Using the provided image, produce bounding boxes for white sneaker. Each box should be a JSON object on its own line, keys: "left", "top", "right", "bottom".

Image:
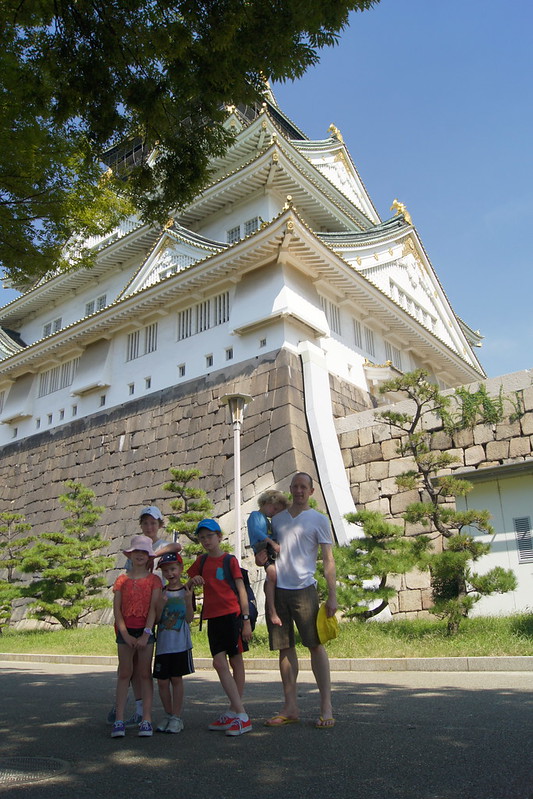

{"left": 166, "top": 716, "right": 184, "bottom": 734}
{"left": 156, "top": 714, "right": 171, "bottom": 733}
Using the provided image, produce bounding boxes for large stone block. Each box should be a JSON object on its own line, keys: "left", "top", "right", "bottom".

{"left": 495, "top": 420, "right": 522, "bottom": 440}
{"left": 368, "top": 460, "right": 390, "bottom": 480}
{"left": 352, "top": 442, "right": 382, "bottom": 466}
{"left": 520, "top": 412, "right": 533, "bottom": 436}
{"left": 473, "top": 425, "right": 495, "bottom": 445}
{"left": 390, "top": 489, "right": 420, "bottom": 514}
{"left": 398, "top": 589, "right": 422, "bottom": 612}
{"left": 509, "top": 437, "right": 531, "bottom": 458}
{"left": 485, "top": 440, "right": 510, "bottom": 460}
{"left": 464, "top": 445, "right": 486, "bottom": 466}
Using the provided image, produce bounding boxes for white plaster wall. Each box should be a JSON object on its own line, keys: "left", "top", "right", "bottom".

{"left": 456, "top": 473, "right": 533, "bottom": 615}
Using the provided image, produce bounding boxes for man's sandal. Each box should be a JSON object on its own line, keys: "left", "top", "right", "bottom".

{"left": 315, "top": 716, "right": 336, "bottom": 729}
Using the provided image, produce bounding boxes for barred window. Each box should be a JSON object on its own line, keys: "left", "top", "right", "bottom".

{"left": 213, "top": 291, "right": 230, "bottom": 325}
{"left": 85, "top": 294, "right": 107, "bottom": 316}
{"left": 127, "top": 324, "right": 158, "bottom": 360}
{"left": 196, "top": 300, "right": 210, "bottom": 333}
{"left": 385, "top": 341, "right": 403, "bottom": 371}
{"left": 227, "top": 225, "right": 241, "bottom": 244}
{"left": 43, "top": 317, "right": 62, "bottom": 338}
{"left": 177, "top": 308, "right": 193, "bottom": 340}
{"left": 38, "top": 357, "right": 79, "bottom": 397}
{"left": 0, "top": 390, "right": 4, "bottom": 414}
{"left": 364, "top": 326, "right": 375, "bottom": 357}
{"left": 244, "top": 217, "right": 259, "bottom": 236}
{"left": 126, "top": 330, "right": 140, "bottom": 361}
{"left": 319, "top": 296, "right": 341, "bottom": 336}
{"left": 514, "top": 517, "right": 533, "bottom": 563}
{"left": 145, "top": 323, "right": 158, "bottom": 354}
{"left": 353, "top": 319, "right": 362, "bottom": 349}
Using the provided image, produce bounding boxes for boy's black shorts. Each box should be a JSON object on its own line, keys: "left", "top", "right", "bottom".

{"left": 207, "top": 613, "right": 249, "bottom": 657}
{"left": 153, "top": 649, "right": 195, "bottom": 680}
{"left": 254, "top": 539, "right": 277, "bottom": 568}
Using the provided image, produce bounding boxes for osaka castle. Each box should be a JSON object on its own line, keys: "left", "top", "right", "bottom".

{"left": 0, "top": 92, "right": 485, "bottom": 547}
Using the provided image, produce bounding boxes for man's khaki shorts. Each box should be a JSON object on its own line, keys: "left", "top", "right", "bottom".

{"left": 267, "top": 584, "right": 321, "bottom": 650}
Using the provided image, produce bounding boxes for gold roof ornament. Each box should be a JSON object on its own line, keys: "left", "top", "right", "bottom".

{"left": 390, "top": 199, "right": 412, "bottom": 225}
{"left": 328, "top": 123, "right": 344, "bottom": 143}
{"left": 163, "top": 218, "right": 175, "bottom": 230}
{"left": 283, "top": 195, "right": 293, "bottom": 210}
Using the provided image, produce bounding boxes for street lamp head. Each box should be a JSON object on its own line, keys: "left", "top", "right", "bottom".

{"left": 220, "top": 393, "right": 253, "bottom": 427}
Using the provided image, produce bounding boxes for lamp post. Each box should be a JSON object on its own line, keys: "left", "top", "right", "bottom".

{"left": 220, "top": 393, "right": 253, "bottom": 564}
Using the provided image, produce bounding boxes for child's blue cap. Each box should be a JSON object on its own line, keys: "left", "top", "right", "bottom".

{"left": 195, "top": 518, "right": 221, "bottom": 535}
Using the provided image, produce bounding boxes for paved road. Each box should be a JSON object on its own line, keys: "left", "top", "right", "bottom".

{"left": 1, "top": 660, "right": 532, "bottom": 799}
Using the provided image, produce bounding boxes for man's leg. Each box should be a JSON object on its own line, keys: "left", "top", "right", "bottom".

{"left": 309, "top": 644, "right": 334, "bottom": 723}
{"left": 278, "top": 646, "right": 300, "bottom": 719}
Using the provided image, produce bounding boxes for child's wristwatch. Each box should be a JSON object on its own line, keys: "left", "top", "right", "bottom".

{"left": 241, "top": 614, "right": 250, "bottom": 621}
{"left": 144, "top": 627, "right": 153, "bottom": 634}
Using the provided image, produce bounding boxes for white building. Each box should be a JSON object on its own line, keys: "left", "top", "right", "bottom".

{"left": 0, "top": 97, "right": 484, "bottom": 449}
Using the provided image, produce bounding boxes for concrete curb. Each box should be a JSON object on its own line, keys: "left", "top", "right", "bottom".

{"left": 1, "top": 653, "right": 532, "bottom": 671}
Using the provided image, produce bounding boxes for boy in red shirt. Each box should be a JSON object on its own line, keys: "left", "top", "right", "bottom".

{"left": 187, "top": 518, "right": 253, "bottom": 736}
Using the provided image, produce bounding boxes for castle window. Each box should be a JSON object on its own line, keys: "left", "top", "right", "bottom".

{"left": 126, "top": 323, "right": 158, "bottom": 360}
{"left": 206, "top": 354, "right": 213, "bottom": 368}
{"left": 226, "top": 347, "right": 233, "bottom": 361}
{"left": 177, "top": 308, "right": 193, "bottom": 340}
{"left": 72, "top": 405, "right": 78, "bottom": 416}
{"left": 145, "top": 377, "right": 151, "bottom": 389}
{"left": 38, "top": 357, "right": 80, "bottom": 397}
{"left": 196, "top": 300, "right": 210, "bottom": 333}
{"left": 244, "top": 217, "right": 259, "bottom": 236}
{"left": 514, "top": 517, "right": 533, "bottom": 563}
{"left": 129, "top": 383, "right": 135, "bottom": 395}
{"left": 213, "top": 291, "right": 230, "bottom": 325}
{"left": 59, "top": 409, "right": 65, "bottom": 420}
{"left": 43, "top": 317, "right": 62, "bottom": 337}
{"left": 227, "top": 225, "right": 240, "bottom": 244}
{"left": 100, "top": 395, "right": 106, "bottom": 407}
{"left": 319, "top": 296, "right": 341, "bottom": 336}
{"left": 385, "top": 341, "right": 403, "bottom": 371}
{"left": 0, "top": 390, "right": 4, "bottom": 414}
{"left": 178, "top": 364, "right": 185, "bottom": 377}
{"left": 364, "top": 326, "right": 375, "bottom": 357}
{"left": 353, "top": 319, "right": 362, "bottom": 349}
{"left": 85, "top": 294, "right": 107, "bottom": 316}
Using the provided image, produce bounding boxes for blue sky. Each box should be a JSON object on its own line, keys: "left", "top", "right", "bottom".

{"left": 273, "top": 0, "right": 533, "bottom": 378}
{"left": 2, "top": 0, "right": 531, "bottom": 379}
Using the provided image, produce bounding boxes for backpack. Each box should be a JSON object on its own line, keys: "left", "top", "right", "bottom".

{"left": 198, "top": 553, "right": 258, "bottom": 631}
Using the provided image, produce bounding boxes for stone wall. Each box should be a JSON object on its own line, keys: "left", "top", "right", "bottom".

{"left": 1, "top": 347, "right": 371, "bottom": 605}
{"left": 336, "top": 371, "right": 533, "bottom": 618}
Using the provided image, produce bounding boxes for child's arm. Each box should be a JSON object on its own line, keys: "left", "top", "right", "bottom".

{"left": 136, "top": 582, "right": 162, "bottom": 649}
{"left": 186, "top": 575, "right": 204, "bottom": 589}
{"left": 154, "top": 590, "right": 167, "bottom": 623}
{"left": 183, "top": 583, "right": 194, "bottom": 623}
{"left": 155, "top": 541, "right": 182, "bottom": 557}
{"left": 113, "top": 589, "right": 135, "bottom": 648}
{"left": 234, "top": 577, "right": 252, "bottom": 642}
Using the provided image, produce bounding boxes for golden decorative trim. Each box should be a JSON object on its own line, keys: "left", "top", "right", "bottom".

{"left": 328, "top": 123, "right": 344, "bottom": 143}
{"left": 391, "top": 198, "right": 412, "bottom": 225}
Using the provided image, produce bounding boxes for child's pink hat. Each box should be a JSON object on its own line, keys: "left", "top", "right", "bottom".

{"left": 123, "top": 535, "right": 156, "bottom": 557}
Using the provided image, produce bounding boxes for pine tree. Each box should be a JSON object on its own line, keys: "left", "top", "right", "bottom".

{"left": 163, "top": 468, "right": 214, "bottom": 561}
{"left": 321, "top": 511, "right": 429, "bottom": 620}
{"left": 0, "top": 513, "right": 34, "bottom": 631}
{"left": 19, "top": 481, "right": 113, "bottom": 629}
{"left": 379, "top": 370, "right": 517, "bottom": 634}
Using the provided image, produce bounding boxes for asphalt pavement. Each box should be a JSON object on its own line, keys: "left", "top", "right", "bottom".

{"left": 1, "top": 659, "right": 532, "bottom": 799}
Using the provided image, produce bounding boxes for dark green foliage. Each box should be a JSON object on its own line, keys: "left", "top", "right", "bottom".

{"left": 1, "top": 0, "right": 380, "bottom": 286}
{"left": 163, "top": 468, "right": 214, "bottom": 544}
{"left": 318, "top": 511, "right": 430, "bottom": 620}
{"left": 19, "top": 481, "right": 112, "bottom": 629}
{"left": 377, "top": 370, "right": 517, "bottom": 634}
{"left": 0, "top": 513, "right": 34, "bottom": 630}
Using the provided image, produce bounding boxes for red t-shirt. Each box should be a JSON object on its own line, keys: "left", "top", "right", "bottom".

{"left": 188, "top": 554, "right": 242, "bottom": 619}
{"left": 113, "top": 572, "right": 162, "bottom": 628}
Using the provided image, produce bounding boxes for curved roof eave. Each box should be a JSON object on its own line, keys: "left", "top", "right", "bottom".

{"left": 0, "top": 209, "right": 484, "bottom": 383}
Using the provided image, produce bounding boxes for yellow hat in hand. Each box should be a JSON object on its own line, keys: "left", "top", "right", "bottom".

{"left": 316, "top": 603, "right": 339, "bottom": 644}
